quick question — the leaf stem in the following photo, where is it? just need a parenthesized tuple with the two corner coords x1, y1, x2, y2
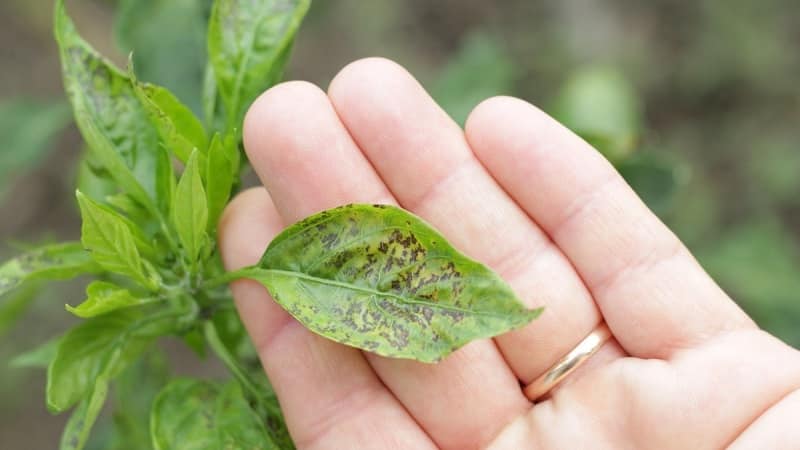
(203, 266, 261, 289)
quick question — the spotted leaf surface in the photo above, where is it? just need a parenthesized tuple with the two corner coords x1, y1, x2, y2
(243, 204, 542, 363)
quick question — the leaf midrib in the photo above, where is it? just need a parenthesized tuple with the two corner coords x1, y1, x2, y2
(258, 268, 522, 320)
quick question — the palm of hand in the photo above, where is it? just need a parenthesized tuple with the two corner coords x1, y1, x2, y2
(219, 58, 800, 450)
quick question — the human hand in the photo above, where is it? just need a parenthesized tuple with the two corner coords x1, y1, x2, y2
(218, 58, 800, 450)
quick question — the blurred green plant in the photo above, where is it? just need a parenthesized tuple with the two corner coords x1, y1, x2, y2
(431, 31, 516, 126)
(0, 99, 72, 201)
(114, 0, 210, 114)
(701, 220, 800, 346)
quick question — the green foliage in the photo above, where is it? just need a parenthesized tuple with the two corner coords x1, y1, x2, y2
(132, 67, 209, 165)
(76, 192, 160, 290)
(0, 242, 99, 297)
(66, 281, 159, 318)
(432, 32, 516, 126)
(208, 0, 311, 129)
(233, 204, 541, 362)
(0, 99, 71, 201)
(171, 150, 209, 266)
(150, 379, 278, 450)
(2, 1, 545, 448)
(700, 220, 800, 347)
(553, 66, 641, 164)
(114, 0, 209, 114)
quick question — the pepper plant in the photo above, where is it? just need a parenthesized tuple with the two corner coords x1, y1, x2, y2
(0, 1, 540, 449)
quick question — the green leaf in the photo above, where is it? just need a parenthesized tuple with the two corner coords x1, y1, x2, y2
(205, 133, 237, 231)
(115, 0, 208, 115)
(150, 379, 278, 450)
(172, 150, 209, 264)
(77, 191, 159, 290)
(0, 241, 98, 298)
(76, 148, 117, 203)
(236, 204, 542, 363)
(59, 371, 110, 450)
(131, 65, 208, 164)
(11, 337, 61, 369)
(0, 99, 71, 201)
(107, 350, 171, 450)
(431, 32, 516, 126)
(208, 0, 311, 128)
(67, 281, 159, 318)
(46, 309, 150, 412)
(55, 0, 171, 215)
(552, 66, 641, 164)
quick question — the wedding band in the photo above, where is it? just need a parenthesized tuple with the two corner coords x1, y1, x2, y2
(523, 322, 612, 401)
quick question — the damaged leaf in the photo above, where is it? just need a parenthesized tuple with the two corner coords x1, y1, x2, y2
(237, 204, 542, 362)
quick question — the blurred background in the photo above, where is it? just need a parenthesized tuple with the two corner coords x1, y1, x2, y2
(1, 0, 798, 446)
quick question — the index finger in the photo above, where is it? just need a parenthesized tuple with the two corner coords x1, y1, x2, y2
(465, 96, 755, 359)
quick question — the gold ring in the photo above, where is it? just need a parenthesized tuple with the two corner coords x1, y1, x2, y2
(523, 322, 612, 401)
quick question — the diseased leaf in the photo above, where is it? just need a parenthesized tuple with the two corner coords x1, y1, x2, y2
(67, 280, 159, 318)
(55, 0, 171, 215)
(205, 133, 237, 231)
(150, 379, 278, 450)
(77, 191, 159, 290)
(238, 204, 542, 362)
(46, 310, 149, 413)
(208, 0, 311, 128)
(0, 242, 98, 298)
(131, 65, 208, 164)
(172, 150, 209, 264)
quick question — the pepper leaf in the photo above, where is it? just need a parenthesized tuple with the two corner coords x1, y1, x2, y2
(46, 309, 149, 413)
(0, 241, 99, 298)
(237, 204, 542, 363)
(131, 64, 208, 164)
(11, 337, 61, 369)
(67, 280, 160, 318)
(150, 379, 278, 450)
(205, 133, 237, 231)
(208, 0, 311, 128)
(76, 191, 159, 290)
(55, 0, 171, 215)
(172, 150, 209, 265)
(58, 369, 111, 450)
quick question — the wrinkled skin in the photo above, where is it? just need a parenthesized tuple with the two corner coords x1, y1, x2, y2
(219, 58, 800, 450)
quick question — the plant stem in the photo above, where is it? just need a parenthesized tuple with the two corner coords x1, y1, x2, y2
(203, 320, 263, 401)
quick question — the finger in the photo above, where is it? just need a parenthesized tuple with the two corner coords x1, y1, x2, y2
(327, 57, 620, 387)
(728, 387, 800, 449)
(243, 80, 527, 449)
(219, 188, 435, 450)
(465, 96, 755, 359)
